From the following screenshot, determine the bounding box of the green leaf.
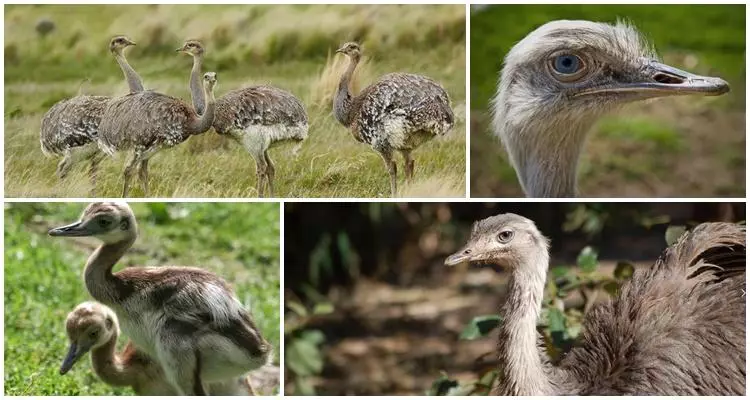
[300,329,326,346]
[286,301,308,318]
[427,374,460,396]
[547,308,566,333]
[602,280,620,297]
[312,302,334,315]
[286,333,324,376]
[576,246,598,273]
[460,315,502,340]
[550,266,568,278]
[665,225,686,246]
[614,261,635,280]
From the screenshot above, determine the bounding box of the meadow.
[4,202,280,395]
[470,4,745,197]
[4,5,466,198]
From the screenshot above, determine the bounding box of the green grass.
[4,5,466,198]
[470,4,745,197]
[4,202,280,395]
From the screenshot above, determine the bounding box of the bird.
[177,40,308,198]
[97,71,218,197]
[40,36,144,189]
[445,213,745,395]
[333,41,455,197]
[49,202,272,395]
[491,21,730,198]
[61,301,271,395]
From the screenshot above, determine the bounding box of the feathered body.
[447,214,745,395]
[178,40,308,197]
[50,202,271,395]
[63,301,264,395]
[333,42,454,196]
[490,21,729,197]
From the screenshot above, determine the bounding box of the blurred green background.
[4,5,465,198]
[4,202,280,395]
[470,4,745,197]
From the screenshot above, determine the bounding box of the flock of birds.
[51,202,275,395]
[491,20,730,197]
[40,36,454,197]
[446,214,746,395]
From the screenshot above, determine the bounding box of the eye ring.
[98,218,111,227]
[548,52,588,82]
[497,230,514,243]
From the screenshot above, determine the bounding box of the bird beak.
[60,343,83,375]
[335,46,345,54]
[48,221,88,237]
[576,58,729,98]
[126,40,136,47]
[445,246,474,266]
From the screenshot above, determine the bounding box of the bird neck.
[189,54,206,115]
[84,235,136,305]
[333,54,359,126]
[495,250,556,395]
[188,84,215,134]
[113,49,144,94]
[90,329,135,387]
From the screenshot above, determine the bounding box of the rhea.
[177,40,308,197]
[61,301,261,395]
[49,202,272,395]
[446,214,745,395]
[334,42,455,197]
[97,72,218,197]
[40,36,144,188]
[491,21,730,197]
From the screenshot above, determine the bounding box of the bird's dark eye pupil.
[553,54,581,74]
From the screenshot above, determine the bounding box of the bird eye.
[98,218,111,227]
[89,330,98,338]
[553,54,582,74]
[497,230,514,243]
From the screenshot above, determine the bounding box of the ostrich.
[61,301,265,395]
[177,40,308,198]
[49,202,272,395]
[491,21,730,197]
[40,36,144,187]
[333,42,455,197]
[98,72,218,197]
[445,213,745,395]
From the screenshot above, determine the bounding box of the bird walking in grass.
[333,42,454,197]
[491,21,730,198]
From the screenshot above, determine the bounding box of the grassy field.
[4,5,466,198]
[470,5,745,197]
[4,202,280,395]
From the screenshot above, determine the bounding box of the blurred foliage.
[4,202,280,395]
[284,295,334,395]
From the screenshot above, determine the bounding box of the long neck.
[84,236,135,305]
[90,330,136,387]
[113,50,144,94]
[494,250,556,395]
[333,54,359,126]
[189,54,206,115]
[188,84,215,134]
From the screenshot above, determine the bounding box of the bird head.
[48,202,136,245]
[203,71,218,89]
[177,39,205,57]
[445,213,550,269]
[494,20,729,126]
[60,302,118,375]
[109,35,136,54]
[335,41,362,58]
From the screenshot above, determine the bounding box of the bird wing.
[40,95,109,155]
[213,85,308,134]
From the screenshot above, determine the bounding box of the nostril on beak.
[464,249,472,254]
[653,73,684,85]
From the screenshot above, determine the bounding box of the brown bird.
[446,214,745,395]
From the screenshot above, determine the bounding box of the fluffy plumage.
[333,42,454,196]
[446,214,745,395]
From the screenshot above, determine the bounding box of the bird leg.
[121,151,140,197]
[239,133,268,198]
[56,149,73,180]
[88,151,106,196]
[378,150,398,197]
[138,159,149,196]
[157,340,206,395]
[400,150,415,182]
[264,150,275,198]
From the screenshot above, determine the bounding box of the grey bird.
[491,21,730,198]
[334,42,455,197]
[446,213,745,395]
